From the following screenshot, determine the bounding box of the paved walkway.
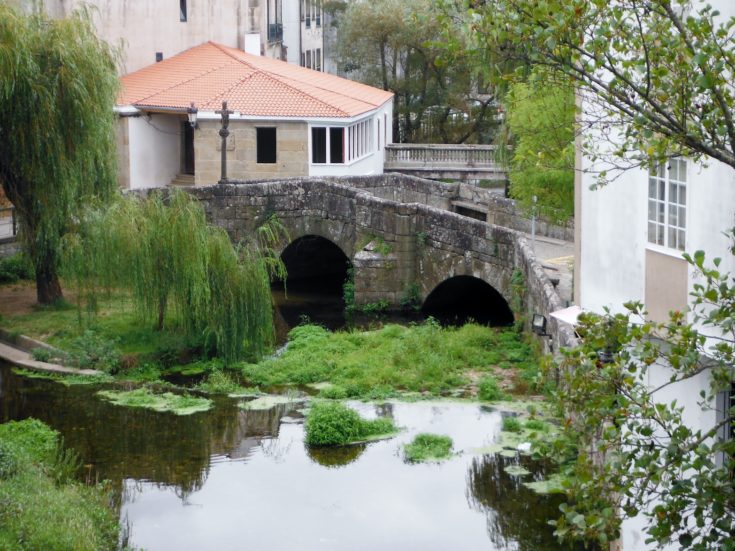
[523,233,574,306]
[0,340,102,376]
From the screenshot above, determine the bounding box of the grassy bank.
[1,280,540,401]
[240,322,538,400]
[0,419,120,551]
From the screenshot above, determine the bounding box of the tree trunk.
[36,263,63,305]
[157,295,167,331]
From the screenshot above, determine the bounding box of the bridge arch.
[421,275,514,326]
[273,235,352,330]
[279,234,351,284]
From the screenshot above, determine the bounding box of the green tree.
[337,0,499,144]
[501,72,575,222]
[62,191,286,362]
[0,4,119,304]
[541,245,734,549]
[450,0,735,175]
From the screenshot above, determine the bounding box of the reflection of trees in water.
[306,442,367,468]
[466,454,594,551]
[0,366,297,500]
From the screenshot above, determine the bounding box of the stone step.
[169,174,195,187]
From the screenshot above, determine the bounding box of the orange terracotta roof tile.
[118,42,393,118]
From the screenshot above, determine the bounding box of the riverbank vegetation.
[241,322,538,400]
[0,419,119,551]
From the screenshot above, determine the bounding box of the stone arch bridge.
[177,174,575,349]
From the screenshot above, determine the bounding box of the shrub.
[318,384,349,400]
[0,252,35,283]
[31,347,52,362]
[65,330,121,374]
[502,416,523,433]
[525,418,548,431]
[478,375,505,401]
[404,433,453,462]
[305,401,396,446]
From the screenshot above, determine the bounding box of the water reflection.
[306,442,367,468]
[1,365,586,551]
[467,454,594,551]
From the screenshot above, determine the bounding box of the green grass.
[502,416,523,433]
[196,369,261,396]
[304,401,398,446]
[0,419,119,551]
[3,288,198,358]
[478,374,506,401]
[97,387,212,415]
[241,322,538,399]
[403,433,454,462]
[11,368,114,386]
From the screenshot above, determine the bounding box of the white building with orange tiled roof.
[115,42,394,189]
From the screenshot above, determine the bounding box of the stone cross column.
[216,101,234,184]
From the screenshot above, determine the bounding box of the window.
[306,50,311,70]
[316,0,321,27]
[312,127,345,164]
[311,128,326,163]
[343,119,374,162]
[155,52,163,62]
[301,53,305,67]
[315,48,321,71]
[648,159,686,251]
[256,128,277,163]
[180,0,187,22]
[305,0,311,27]
[329,128,344,164]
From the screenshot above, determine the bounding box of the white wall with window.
[647,159,686,251]
[308,101,393,177]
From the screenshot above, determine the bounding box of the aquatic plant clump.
[304,401,397,446]
[97,388,212,415]
[403,433,454,463]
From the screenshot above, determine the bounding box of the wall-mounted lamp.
[531,313,549,337]
[187,102,198,129]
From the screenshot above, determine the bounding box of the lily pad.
[504,465,531,476]
[499,449,518,458]
[523,475,565,495]
[468,444,505,455]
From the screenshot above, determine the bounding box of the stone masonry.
[179,173,576,352]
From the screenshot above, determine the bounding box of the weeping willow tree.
[0,4,119,304]
[62,190,287,362]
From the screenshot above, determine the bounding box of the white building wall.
[282,0,301,65]
[308,102,392,177]
[578,3,735,549]
[127,115,181,189]
[40,0,248,75]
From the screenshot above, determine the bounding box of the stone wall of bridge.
[178,177,576,351]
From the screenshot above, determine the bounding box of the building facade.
[573,2,735,548]
[116,42,393,189]
[15,0,324,75]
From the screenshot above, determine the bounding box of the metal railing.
[384,144,499,168]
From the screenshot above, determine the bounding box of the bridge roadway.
[174,173,575,350]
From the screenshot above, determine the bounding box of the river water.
[0,363,584,551]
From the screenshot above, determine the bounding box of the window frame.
[647,159,687,251]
